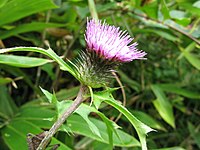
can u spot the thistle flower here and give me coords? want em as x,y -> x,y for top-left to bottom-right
73,18 -> 147,88
85,19 -> 146,62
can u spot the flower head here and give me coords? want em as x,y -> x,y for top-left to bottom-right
73,18 -> 147,88
73,50 -> 116,88
85,18 -> 146,62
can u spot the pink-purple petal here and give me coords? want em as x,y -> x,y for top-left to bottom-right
85,18 -> 146,62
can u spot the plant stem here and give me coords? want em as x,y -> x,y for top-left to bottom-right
36,85 -> 88,150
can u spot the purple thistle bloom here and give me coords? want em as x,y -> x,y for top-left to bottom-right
85,18 -> 147,62
73,18 -> 147,88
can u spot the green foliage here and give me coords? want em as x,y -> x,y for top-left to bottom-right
0,0 -> 57,26
0,54 -> 50,68
0,47 -> 76,76
0,0 -> 200,150
93,89 -> 154,150
0,22 -> 67,40
151,84 -> 175,128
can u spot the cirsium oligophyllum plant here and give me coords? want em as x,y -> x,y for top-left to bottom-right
73,18 -> 147,88
36,18 -> 152,150
0,18 -> 152,150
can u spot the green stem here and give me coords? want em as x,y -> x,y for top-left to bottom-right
36,85 -> 88,150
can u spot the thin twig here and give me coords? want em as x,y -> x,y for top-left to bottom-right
132,10 -> 200,45
35,10 -> 52,89
36,85 -> 88,150
0,40 -> 5,48
140,61 -> 145,90
112,72 -> 126,122
114,8 -> 200,45
51,19 -> 86,90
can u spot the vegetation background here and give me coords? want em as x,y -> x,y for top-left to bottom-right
0,0 -> 200,150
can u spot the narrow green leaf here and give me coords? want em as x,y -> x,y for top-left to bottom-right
169,10 -> 191,26
184,42 -> 196,52
40,87 -> 54,103
159,84 -> 200,99
0,77 -> 13,85
0,55 -> 50,68
132,110 -> 166,131
0,22 -> 67,40
179,42 -> 200,72
188,122 -> 200,148
75,105 -> 102,139
151,85 -> 175,128
94,90 -> 154,150
134,29 -> 179,42
0,85 -> 18,119
183,51 -> 200,70
178,42 -> 196,60
151,30 -> 179,42
95,112 -> 114,148
161,0 -> 170,20
0,0 -> 58,26
0,47 -> 76,77
88,0 -> 98,20
142,1 -> 158,19
105,100 -> 153,150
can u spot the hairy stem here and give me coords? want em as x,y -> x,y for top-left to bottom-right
36,85 -> 88,150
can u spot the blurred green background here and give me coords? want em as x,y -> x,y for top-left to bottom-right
0,0 -> 200,149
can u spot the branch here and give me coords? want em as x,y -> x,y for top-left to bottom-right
112,72 -> 126,122
132,11 -> 200,45
36,85 -> 88,150
114,8 -> 200,45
